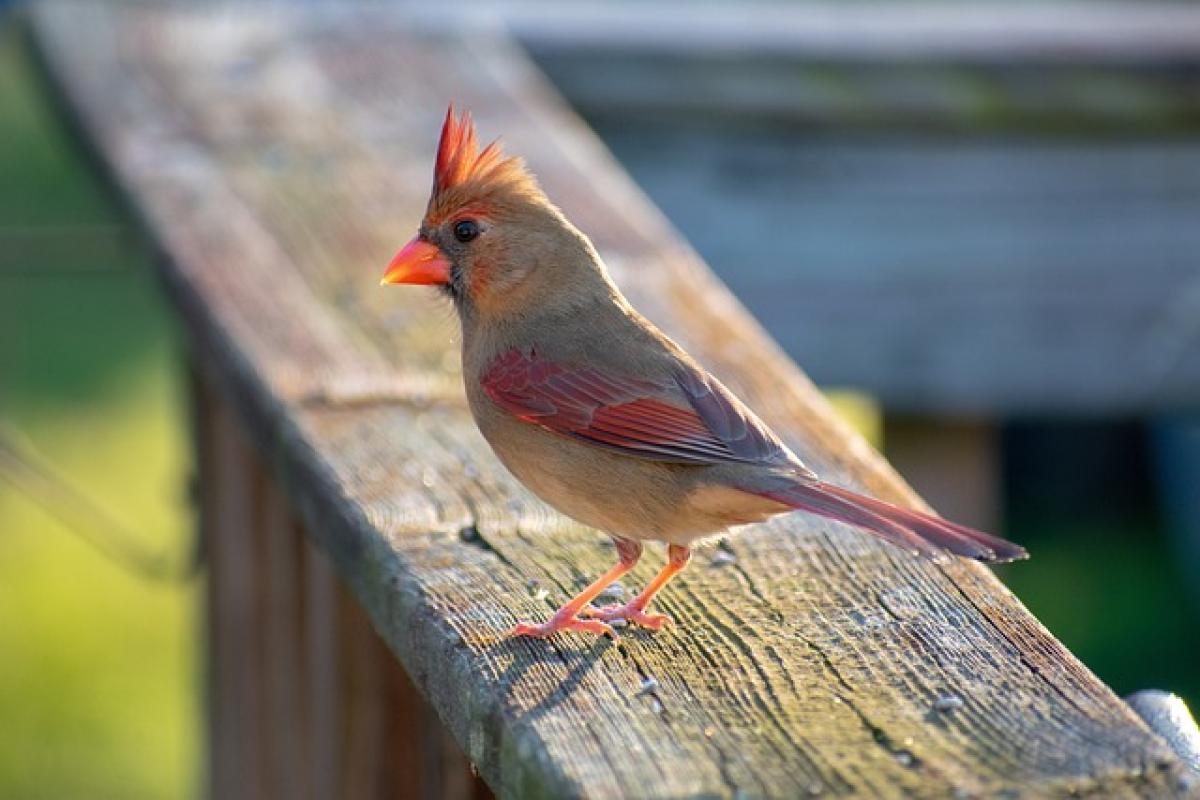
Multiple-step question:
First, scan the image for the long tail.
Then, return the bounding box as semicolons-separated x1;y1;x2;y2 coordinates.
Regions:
755;480;1027;563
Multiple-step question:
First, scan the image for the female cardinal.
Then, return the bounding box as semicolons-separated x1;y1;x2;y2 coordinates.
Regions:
382;107;1025;639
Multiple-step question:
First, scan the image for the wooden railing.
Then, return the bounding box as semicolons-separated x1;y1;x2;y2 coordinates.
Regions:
31;3;1199;797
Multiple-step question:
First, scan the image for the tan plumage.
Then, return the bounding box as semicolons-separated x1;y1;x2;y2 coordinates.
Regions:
382;107;1025;638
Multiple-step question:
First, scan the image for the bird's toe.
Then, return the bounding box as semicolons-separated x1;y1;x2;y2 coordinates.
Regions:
628;609;673;630
581;603;673;630
509;616;616;639
580;603;624;620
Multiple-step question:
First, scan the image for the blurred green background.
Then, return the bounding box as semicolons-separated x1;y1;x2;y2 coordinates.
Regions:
1;10;1197;799
0;23;198;800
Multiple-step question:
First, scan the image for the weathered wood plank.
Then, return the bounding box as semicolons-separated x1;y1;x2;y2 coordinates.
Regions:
262;479;305;800
200;383;267;800
196;372;490;800
300;519;341;800
32;4;1195;798
288;401;1191;797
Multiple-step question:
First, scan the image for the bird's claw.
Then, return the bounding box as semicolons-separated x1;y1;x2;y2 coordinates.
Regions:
581;603;673;630
510;615;616;639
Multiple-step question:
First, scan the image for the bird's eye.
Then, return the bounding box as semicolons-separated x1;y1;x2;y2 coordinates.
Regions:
453;219;480;243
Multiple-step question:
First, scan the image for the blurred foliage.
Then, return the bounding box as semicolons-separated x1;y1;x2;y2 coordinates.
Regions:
1001;423;1200;710
1001;520;1200;711
826;391;882;449
0;22;198;800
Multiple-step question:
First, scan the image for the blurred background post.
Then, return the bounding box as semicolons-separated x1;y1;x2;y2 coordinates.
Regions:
1;2;1197;797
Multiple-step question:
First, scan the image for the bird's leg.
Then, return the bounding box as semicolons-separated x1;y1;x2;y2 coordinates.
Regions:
582;544;691;630
511;538;643;639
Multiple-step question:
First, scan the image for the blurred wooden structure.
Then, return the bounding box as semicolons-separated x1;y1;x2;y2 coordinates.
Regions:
31;2;1200;798
195;380;489;799
518;1;1200;131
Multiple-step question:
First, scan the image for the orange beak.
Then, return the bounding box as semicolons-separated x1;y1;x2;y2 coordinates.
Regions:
380;237;451;286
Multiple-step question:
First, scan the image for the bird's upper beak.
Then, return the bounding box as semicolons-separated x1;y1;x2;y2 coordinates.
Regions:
380;236;451;286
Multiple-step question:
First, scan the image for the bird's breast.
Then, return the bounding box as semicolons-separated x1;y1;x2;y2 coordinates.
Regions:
464;380;783;543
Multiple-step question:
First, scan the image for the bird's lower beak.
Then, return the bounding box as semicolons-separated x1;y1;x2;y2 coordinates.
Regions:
380;236;451;286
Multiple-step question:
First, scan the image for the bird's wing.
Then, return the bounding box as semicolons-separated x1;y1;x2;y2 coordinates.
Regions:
481;347;805;470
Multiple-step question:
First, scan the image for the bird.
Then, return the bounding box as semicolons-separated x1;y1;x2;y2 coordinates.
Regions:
381;106;1026;639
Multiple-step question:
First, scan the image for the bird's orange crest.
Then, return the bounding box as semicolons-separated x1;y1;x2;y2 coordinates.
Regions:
427;105;535;222
435;105;485;194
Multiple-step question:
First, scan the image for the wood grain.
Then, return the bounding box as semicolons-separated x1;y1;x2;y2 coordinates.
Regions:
31;4;1196;797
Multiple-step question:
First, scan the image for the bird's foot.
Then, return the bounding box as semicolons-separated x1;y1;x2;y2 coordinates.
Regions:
510;613;616;639
581;602;673;631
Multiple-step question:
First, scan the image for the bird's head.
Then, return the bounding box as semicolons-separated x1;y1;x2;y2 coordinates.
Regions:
381;106;594;319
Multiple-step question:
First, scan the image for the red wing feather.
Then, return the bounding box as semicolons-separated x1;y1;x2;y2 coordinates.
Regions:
481;348;795;467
